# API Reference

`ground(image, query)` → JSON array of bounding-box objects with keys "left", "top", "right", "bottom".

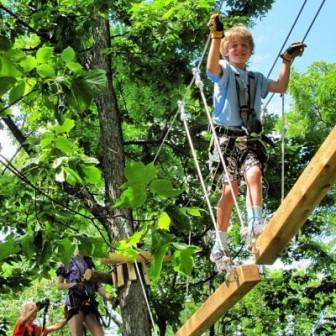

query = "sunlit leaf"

[
  {"left": 149, "top": 243, "right": 169, "bottom": 282},
  {"left": 113, "top": 184, "right": 147, "bottom": 208},
  {"left": 54, "top": 136, "right": 75, "bottom": 155},
  {"left": 37, "top": 64, "right": 55, "bottom": 78},
  {"left": 54, "top": 118, "right": 75, "bottom": 134},
  {"left": 36, "top": 46, "right": 54, "bottom": 63},
  {"left": 66, "top": 61, "right": 83, "bottom": 74},
  {"left": 157, "top": 212, "right": 171, "bottom": 231},
  {"left": 20, "top": 55, "right": 37, "bottom": 72},
  {"left": 61, "top": 47, "right": 76, "bottom": 62},
  {"left": 64, "top": 166, "right": 83, "bottom": 185},
  {"left": 124, "top": 161, "right": 157, "bottom": 186},
  {"left": 79, "top": 164, "right": 102, "bottom": 185}
]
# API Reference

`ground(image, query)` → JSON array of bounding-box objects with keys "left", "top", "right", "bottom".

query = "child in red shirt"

[{"left": 13, "top": 301, "right": 65, "bottom": 336}]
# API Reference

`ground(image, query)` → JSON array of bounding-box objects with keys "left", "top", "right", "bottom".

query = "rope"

[
  {"left": 301, "top": 0, "right": 326, "bottom": 43},
  {"left": 179, "top": 100, "right": 218, "bottom": 234},
  {"left": 264, "top": 0, "right": 327, "bottom": 110},
  {"left": 266, "top": 0, "right": 308, "bottom": 79},
  {"left": 133, "top": 261, "right": 158, "bottom": 334},
  {"left": 153, "top": 1, "right": 226, "bottom": 163}
]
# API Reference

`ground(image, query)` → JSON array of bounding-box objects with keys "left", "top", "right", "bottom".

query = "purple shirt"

[{"left": 56, "top": 255, "right": 101, "bottom": 307}]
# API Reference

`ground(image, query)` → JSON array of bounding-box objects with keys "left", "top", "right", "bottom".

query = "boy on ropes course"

[
  {"left": 56, "top": 251, "right": 114, "bottom": 336},
  {"left": 12, "top": 299, "right": 66, "bottom": 336},
  {"left": 206, "top": 14, "right": 305, "bottom": 273}
]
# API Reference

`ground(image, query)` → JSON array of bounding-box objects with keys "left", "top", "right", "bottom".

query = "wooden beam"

[
  {"left": 82, "top": 269, "right": 113, "bottom": 285},
  {"left": 255, "top": 126, "right": 336, "bottom": 264},
  {"left": 175, "top": 264, "right": 260, "bottom": 336},
  {"left": 101, "top": 250, "right": 171, "bottom": 265}
]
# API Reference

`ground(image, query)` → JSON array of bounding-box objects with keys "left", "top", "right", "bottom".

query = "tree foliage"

[{"left": 0, "top": 0, "right": 335, "bottom": 335}]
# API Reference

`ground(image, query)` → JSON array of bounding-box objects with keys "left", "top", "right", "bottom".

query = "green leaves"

[
  {"left": 0, "top": 238, "right": 19, "bottom": 262},
  {"left": 114, "top": 161, "right": 183, "bottom": 208},
  {"left": 0, "top": 77, "right": 16, "bottom": 97},
  {"left": 0, "top": 36, "right": 11, "bottom": 51},
  {"left": 150, "top": 179, "right": 183, "bottom": 198},
  {"left": 172, "top": 243, "right": 201, "bottom": 276}
]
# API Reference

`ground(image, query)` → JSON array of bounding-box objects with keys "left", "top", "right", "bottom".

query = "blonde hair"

[
  {"left": 20, "top": 303, "right": 36, "bottom": 320},
  {"left": 220, "top": 25, "right": 254, "bottom": 58}
]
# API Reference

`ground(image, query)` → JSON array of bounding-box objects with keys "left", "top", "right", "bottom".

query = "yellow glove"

[
  {"left": 281, "top": 42, "right": 307, "bottom": 62},
  {"left": 208, "top": 13, "right": 224, "bottom": 39}
]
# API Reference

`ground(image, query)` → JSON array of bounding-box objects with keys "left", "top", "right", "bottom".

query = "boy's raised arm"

[{"left": 207, "top": 14, "right": 224, "bottom": 76}]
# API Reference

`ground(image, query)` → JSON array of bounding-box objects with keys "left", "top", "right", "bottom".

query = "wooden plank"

[
  {"left": 101, "top": 250, "right": 171, "bottom": 265},
  {"left": 116, "top": 265, "right": 124, "bottom": 288},
  {"left": 141, "top": 262, "right": 150, "bottom": 285},
  {"left": 175, "top": 264, "right": 260, "bottom": 336},
  {"left": 126, "top": 263, "right": 137, "bottom": 281},
  {"left": 111, "top": 269, "right": 117, "bottom": 287},
  {"left": 255, "top": 126, "right": 336, "bottom": 264}
]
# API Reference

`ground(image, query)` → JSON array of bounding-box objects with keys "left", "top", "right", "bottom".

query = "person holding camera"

[
  {"left": 56, "top": 252, "right": 113, "bottom": 336},
  {"left": 12, "top": 299, "right": 66, "bottom": 336}
]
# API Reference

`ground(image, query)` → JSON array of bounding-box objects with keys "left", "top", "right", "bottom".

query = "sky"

[
  {"left": 0, "top": 0, "right": 335, "bottom": 159},
  {"left": 249, "top": 0, "right": 335, "bottom": 115}
]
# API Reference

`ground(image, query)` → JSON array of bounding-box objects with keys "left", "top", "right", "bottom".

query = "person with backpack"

[
  {"left": 206, "top": 14, "right": 306, "bottom": 273},
  {"left": 56, "top": 252, "right": 113, "bottom": 336}
]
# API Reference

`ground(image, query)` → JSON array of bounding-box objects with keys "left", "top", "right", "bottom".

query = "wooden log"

[
  {"left": 101, "top": 250, "right": 171, "bottom": 265},
  {"left": 175, "top": 264, "right": 261, "bottom": 336},
  {"left": 255, "top": 126, "right": 336, "bottom": 264},
  {"left": 82, "top": 269, "right": 113, "bottom": 285}
]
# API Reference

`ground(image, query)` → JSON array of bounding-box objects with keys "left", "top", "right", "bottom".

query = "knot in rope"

[
  {"left": 178, "top": 100, "right": 190, "bottom": 122},
  {"left": 192, "top": 67, "right": 204, "bottom": 90}
]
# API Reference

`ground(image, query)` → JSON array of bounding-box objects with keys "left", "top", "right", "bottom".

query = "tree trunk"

[{"left": 87, "top": 16, "right": 152, "bottom": 336}]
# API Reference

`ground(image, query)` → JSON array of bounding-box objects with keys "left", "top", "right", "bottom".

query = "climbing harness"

[{"left": 235, "top": 71, "right": 262, "bottom": 135}]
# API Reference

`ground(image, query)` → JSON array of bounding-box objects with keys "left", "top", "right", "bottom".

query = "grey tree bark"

[{"left": 86, "top": 16, "right": 152, "bottom": 336}]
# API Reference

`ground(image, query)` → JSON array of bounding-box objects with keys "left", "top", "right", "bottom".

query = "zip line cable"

[
  {"left": 262, "top": 0, "right": 327, "bottom": 204},
  {"left": 266, "top": 0, "right": 308, "bottom": 79},
  {"left": 263, "top": 0, "right": 327, "bottom": 110},
  {"left": 301, "top": 0, "right": 326, "bottom": 43}
]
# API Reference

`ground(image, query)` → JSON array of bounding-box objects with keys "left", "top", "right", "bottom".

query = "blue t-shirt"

[{"left": 207, "top": 59, "right": 270, "bottom": 128}]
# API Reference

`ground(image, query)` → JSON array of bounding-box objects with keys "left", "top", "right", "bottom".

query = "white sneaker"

[
  {"left": 248, "top": 220, "right": 266, "bottom": 241},
  {"left": 210, "top": 244, "right": 231, "bottom": 274},
  {"left": 241, "top": 220, "right": 266, "bottom": 251}
]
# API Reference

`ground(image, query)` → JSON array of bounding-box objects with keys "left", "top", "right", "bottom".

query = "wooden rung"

[
  {"left": 82, "top": 269, "right": 113, "bottom": 285},
  {"left": 141, "top": 262, "right": 150, "bottom": 285},
  {"left": 111, "top": 270, "right": 117, "bottom": 287},
  {"left": 101, "top": 250, "right": 171, "bottom": 265},
  {"left": 255, "top": 126, "right": 336, "bottom": 264},
  {"left": 127, "top": 263, "right": 137, "bottom": 281},
  {"left": 176, "top": 264, "right": 260, "bottom": 336},
  {"left": 116, "top": 265, "right": 124, "bottom": 288}
]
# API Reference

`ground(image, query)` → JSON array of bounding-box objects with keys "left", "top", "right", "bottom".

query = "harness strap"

[{"left": 234, "top": 72, "right": 260, "bottom": 134}]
